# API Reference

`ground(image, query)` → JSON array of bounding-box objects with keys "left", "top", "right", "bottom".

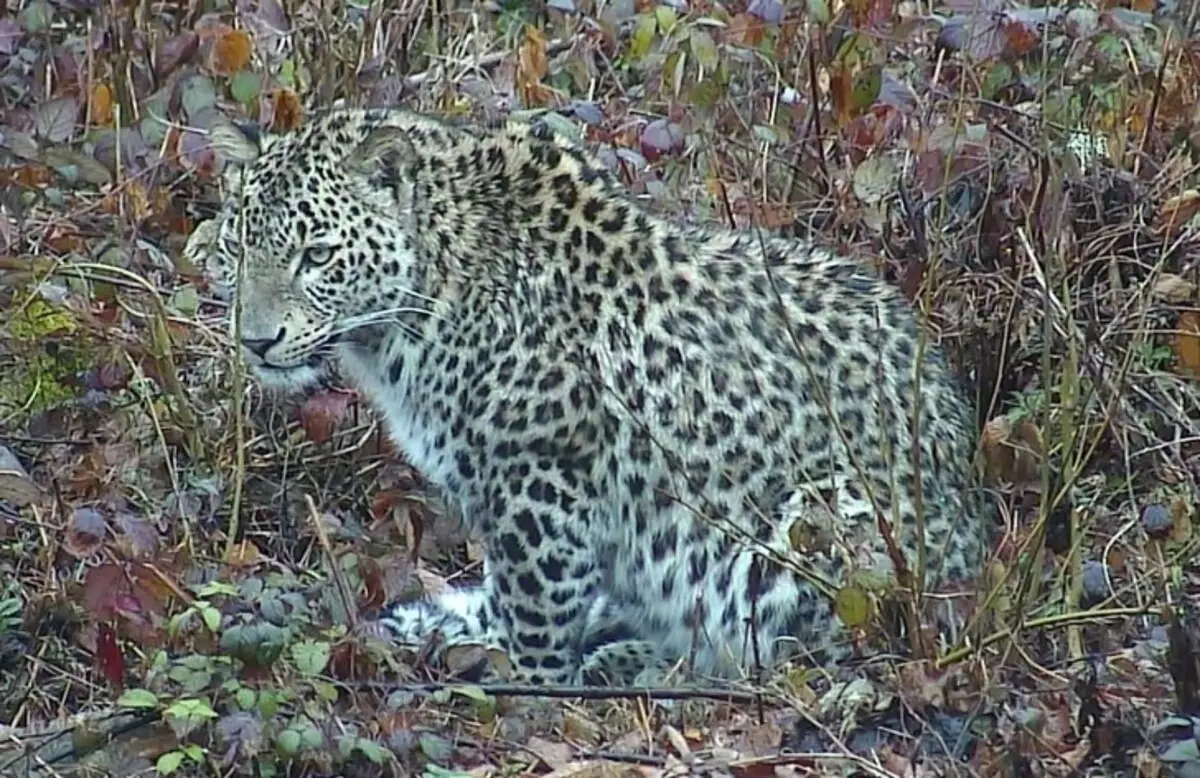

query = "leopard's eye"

[{"left": 300, "top": 245, "right": 335, "bottom": 268}]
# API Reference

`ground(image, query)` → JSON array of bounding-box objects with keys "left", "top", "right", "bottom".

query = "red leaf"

[
  {"left": 298, "top": 391, "right": 353, "bottom": 444},
  {"left": 96, "top": 622, "right": 125, "bottom": 689},
  {"left": 369, "top": 489, "right": 404, "bottom": 523},
  {"left": 82, "top": 563, "right": 124, "bottom": 619},
  {"left": 65, "top": 506, "right": 108, "bottom": 558},
  {"left": 359, "top": 556, "right": 386, "bottom": 610}
]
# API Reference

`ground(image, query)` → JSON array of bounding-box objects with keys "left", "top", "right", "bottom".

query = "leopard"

[{"left": 197, "top": 105, "right": 989, "bottom": 687}]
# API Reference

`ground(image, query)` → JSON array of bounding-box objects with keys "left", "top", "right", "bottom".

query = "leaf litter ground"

[{"left": 3, "top": 0, "right": 1200, "bottom": 775}]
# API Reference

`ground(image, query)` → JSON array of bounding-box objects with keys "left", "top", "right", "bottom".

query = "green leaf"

[
  {"left": 852, "top": 155, "right": 897, "bottom": 205},
  {"left": 117, "top": 688, "right": 159, "bottom": 709},
  {"left": 356, "top": 738, "right": 389, "bottom": 764},
  {"left": 278, "top": 59, "right": 297, "bottom": 88},
  {"left": 807, "top": 0, "right": 831, "bottom": 24},
  {"left": 181, "top": 744, "right": 205, "bottom": 762},
  {"left": 851, "top": 66, "right": 882, "bottom": 112},
  {"left": 169, "top": 284, "right": 200, "bottom": 317},
  {"left": 230, "top": 71, "right": 261, "bottom": 106},
  {"left": 164, "top": 697, "right": 218, "bottom": 722},
  {"left": 630, "top": 13, "right": 657, "bottom": 61},
  {"left": 689, "top": 79, "right": 723, "bottom": 110},
  {"left": 236, "top": 687, "right": 257, "bottom": 711},
  {"left": 834, "top": 584, "right": 872, "bottom": 629},
  {"left": 196, "top": 581, "right": 239, "bottom": 598},
  {"left": 198, "top": 603, "right": 221, "bottom": 633},
  {"left": 156, "top": 751, "right": 185, "bottom": 775},
  {"left": 229, "top": 69, "right": 260, "bottom": 105},
  {"left": 311, "top": 679, "right": 339, "bottom": 702},
  {"left": 298, "top": 722, "right": 324, "bottom": 749},
  {"left": 451, "top": 685, "right": 491, "bottom": 703},
  {"left": 689, "top": 29, "right": 719, "bottom": 70},
  {"left": 654, "top": 5, "right": 677, "bottom": 33},
  {"left": 180, "top": 75, "right": 217, "bottom": 121},
  {"left": 981, "top": 62, "right": 1013, "bottom": 101},
  {"left": 291, "top": 640, "right": 331, "bottom": 677},
  {"left": 20, "top": 0, "right": 54, "bottom": 32},
  {"left": 276, "top": 729, "right": 301, "bottom": 756}
]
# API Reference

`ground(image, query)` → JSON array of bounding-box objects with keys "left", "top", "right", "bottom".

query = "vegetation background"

[{"left": 2, "top": 0, "right": 1200, "bottom": 773}]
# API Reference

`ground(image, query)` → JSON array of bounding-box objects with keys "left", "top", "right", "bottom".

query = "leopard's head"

[{"left": 206, "top": 108, "right": 430, "bottom": 391}]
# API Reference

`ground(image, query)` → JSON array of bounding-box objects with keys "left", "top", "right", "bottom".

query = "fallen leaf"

[
  {"left": 639, "top": 118, "right": 684, "bottom": 161},
  {"left": 224, "top": 540, "right": 262, "bottom": 567},
  {"left": 112, "top": 510, "right": 160, "bottom": 558},
  {"left": 1174, "top": 311, "right": 1200, "bottom": 376},
  {"left": 156, "top": 31, "right": 199, "bottom": 77},
  {"left": 981, "top": 416, "right": 1043, "bottom": 485},
  {"left": 1156, "top": 190, "right": 1200, "bottom": 236},
  {"left": 0, "top": 444, "right": 41, "bottom": 506},
  {"left": 210, "top": 28, "right": 253, "bottom": 75},
  {"left": 90, "top": 83, "right": 114, "bottom": 126},
  {"left": 1152, "top": 273, "right": 1197, "bottom": 303},
  {"left": 268, "top": 88, "right": 304, "bottom": 131},
  {"left": 96, "top": 622, "right": 125, "bottom": 689},
  {"left": 82, "top": 563, "right": 124, "bottom": 619},
  {"left": 65, "top": 506, "right": 108, "bottom": 558},
  {"left": 516, "top": 25, "right": 550, "bottom": 106},
  {"left": 35, "top": 96, "right": 79, "bottom": 143},
  {"left": 852, "top": 154, "right": 897, "bottom": 205},
  {"left": 298, "top": 391, "right": 353, "bottom": 444}
]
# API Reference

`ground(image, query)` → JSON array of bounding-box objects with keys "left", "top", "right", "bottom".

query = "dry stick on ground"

[{"left": 306, "top": 493, "right": 359, "bottom": 629}]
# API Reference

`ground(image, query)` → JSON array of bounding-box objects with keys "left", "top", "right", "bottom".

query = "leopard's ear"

[
  {"left": 347, "top": 125, "right": 415, "bottom": 177},
  {"left": 209, "top": 118, "right": 265, "bottom": 165}
]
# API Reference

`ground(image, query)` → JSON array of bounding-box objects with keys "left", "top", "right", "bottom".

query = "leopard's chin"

[{"left": 249, "top": 357, "right": 333, "bottom": 394}]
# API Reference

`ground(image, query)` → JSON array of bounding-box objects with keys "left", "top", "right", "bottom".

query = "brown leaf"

[
  {"left": 830, "top": 68, "right": 854, "bottom": 128},
  {"left": 359, "top": 556, "right": 387, "bottom": 610},
  {"left": 367, "top": 489, "right": 399, "bottom": 525},
  {"left": 1156, "top": 190, "right": 1200, "bottom": 237},
  {"left": 298, "top": 390, "right": 353, "bottom": 444},
  {"left": 210, "top": 28, "right": 253, "bottom": 75},
  {"left": 224, "top": 539, "right": 262, "bottom": 567},
  {"left": 0, "top": 444, "right": 41, "bottom": 507},
  {"left": 1174, "top": 311, "right": 1200, "bottom": 376},
  {"left": 328, "top": 638, "right": 377, "bottom": 681},
  {"left": 112, "top": 510, "right": 160, "bottom": 559},
  {"left": 981, "top": 416, "right": 1043, "bottom": 485},
  {"left": 725, "top": 13, "right": 766, "bottom": 47},
  {"left": 516, "top": 25, "right": 551, "bottom": 106},
  {"left": 1152, "top": 273, "right": 1197, "bottom": 303},
  {"left": 268, "top": 89, "right": 304, "bottom": 132},
  {"left": 65, "top": 506, "right": 108, "bottom": 558}
]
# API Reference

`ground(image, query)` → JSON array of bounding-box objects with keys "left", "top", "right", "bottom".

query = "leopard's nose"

[{"left": 241, "top": 327, "right": 285, "bottom": 358}]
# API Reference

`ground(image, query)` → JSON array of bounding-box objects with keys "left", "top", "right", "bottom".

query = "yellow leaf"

[{"left": 90, "top": 83, "right": 114, "bottom": 126}]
